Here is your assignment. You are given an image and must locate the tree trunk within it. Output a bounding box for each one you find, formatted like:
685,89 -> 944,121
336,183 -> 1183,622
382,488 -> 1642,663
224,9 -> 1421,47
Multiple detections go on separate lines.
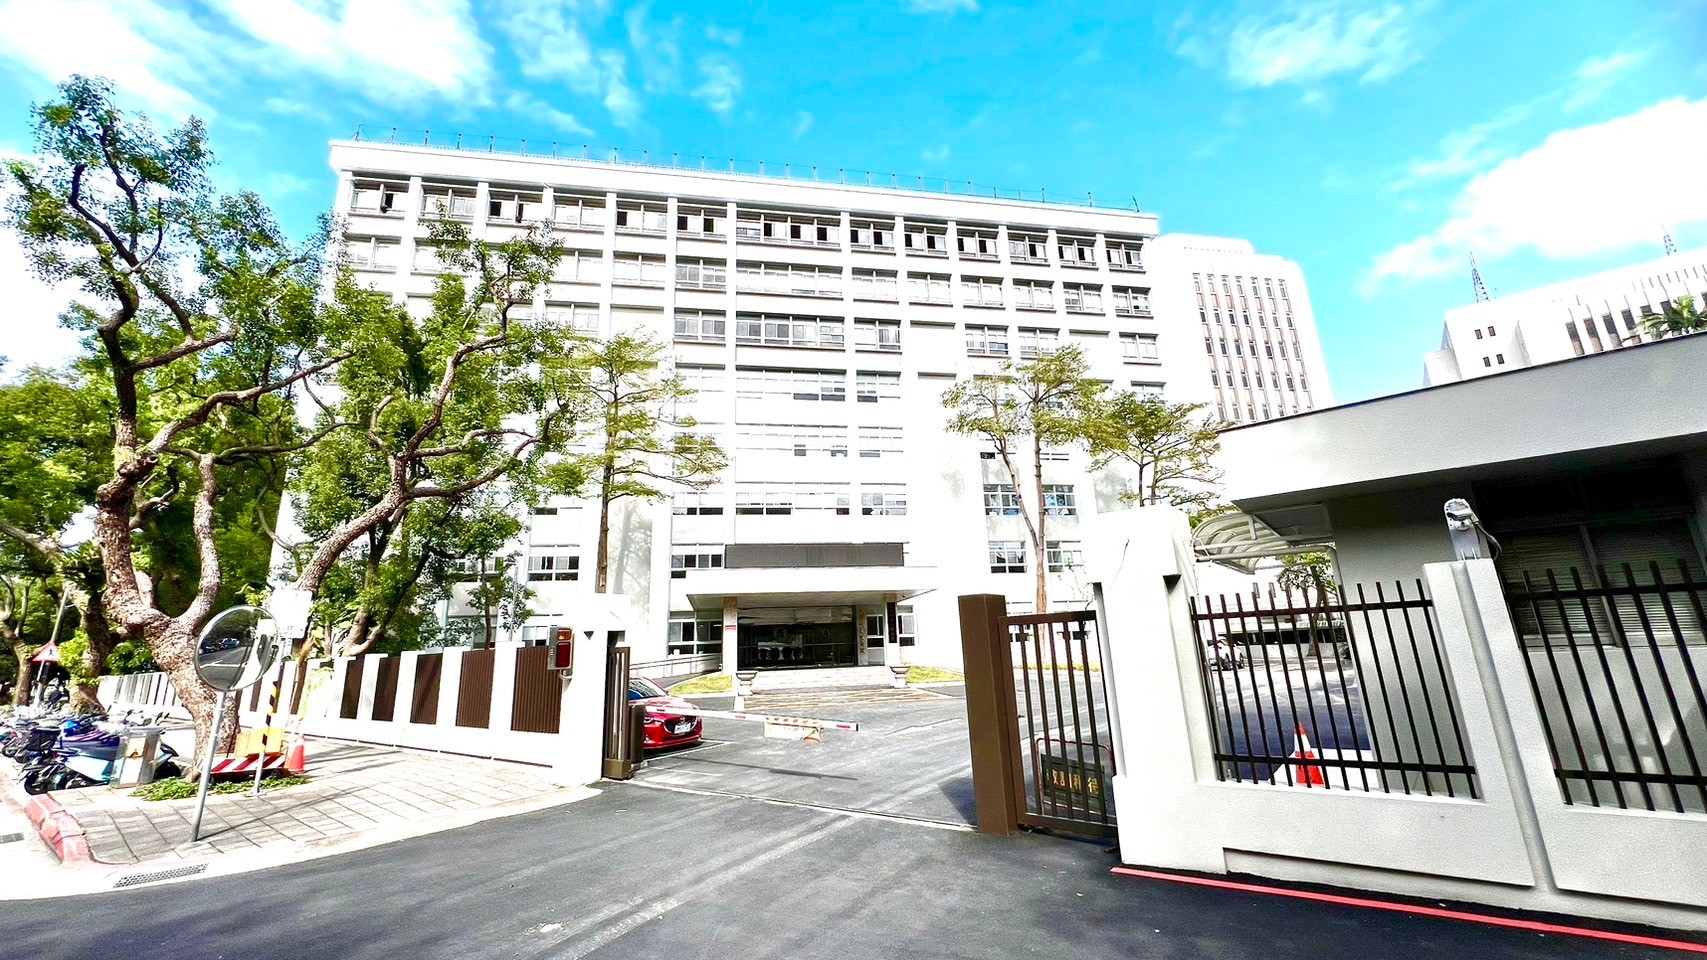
69,589 -> 118,713
150,618 -> 238,777
1032,435 -> 1049,612
595,463 -> 615,593
9,641 -> 30,707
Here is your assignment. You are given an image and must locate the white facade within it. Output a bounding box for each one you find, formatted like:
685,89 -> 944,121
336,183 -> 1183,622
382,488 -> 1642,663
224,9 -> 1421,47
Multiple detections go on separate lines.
323,139 -> 1326,671
1423,247 -> 1707,385
1145,233 -> 1333,424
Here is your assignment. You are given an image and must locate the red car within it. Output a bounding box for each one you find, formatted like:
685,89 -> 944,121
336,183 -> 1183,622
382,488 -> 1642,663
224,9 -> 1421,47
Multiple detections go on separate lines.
629,676 -> 703,750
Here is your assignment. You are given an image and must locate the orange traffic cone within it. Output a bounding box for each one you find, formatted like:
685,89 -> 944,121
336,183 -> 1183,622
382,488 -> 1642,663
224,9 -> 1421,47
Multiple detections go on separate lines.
1289,723 -> 1326,787
284,736 -> 307,775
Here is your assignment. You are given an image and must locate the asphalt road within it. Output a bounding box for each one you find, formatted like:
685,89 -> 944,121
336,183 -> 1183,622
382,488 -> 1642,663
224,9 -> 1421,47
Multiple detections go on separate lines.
0,684 -> 1693,959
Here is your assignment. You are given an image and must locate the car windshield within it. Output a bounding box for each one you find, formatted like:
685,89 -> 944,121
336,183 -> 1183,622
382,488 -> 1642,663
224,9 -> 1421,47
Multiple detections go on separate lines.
628,677 -> 667,700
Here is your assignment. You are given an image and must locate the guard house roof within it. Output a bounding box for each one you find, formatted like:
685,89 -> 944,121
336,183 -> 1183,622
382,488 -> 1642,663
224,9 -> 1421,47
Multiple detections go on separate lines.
1217,334 -> 1707,523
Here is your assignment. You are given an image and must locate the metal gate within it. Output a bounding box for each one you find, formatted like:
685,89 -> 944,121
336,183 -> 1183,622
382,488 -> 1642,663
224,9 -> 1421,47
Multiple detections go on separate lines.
602,646 -> 645,780
959,594 -> 1117,839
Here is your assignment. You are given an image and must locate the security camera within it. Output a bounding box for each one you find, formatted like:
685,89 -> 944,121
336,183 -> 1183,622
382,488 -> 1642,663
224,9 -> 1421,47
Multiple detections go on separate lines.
1443,498 -> 1492,561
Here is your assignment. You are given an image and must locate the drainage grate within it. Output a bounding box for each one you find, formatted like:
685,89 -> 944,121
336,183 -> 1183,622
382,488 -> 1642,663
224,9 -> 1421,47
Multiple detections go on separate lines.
0,832 -> 23,844
113,863 -> 207,888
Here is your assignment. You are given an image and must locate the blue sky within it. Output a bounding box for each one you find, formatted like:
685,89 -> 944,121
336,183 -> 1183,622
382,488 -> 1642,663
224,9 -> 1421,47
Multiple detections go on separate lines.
2,0 -> 1705,401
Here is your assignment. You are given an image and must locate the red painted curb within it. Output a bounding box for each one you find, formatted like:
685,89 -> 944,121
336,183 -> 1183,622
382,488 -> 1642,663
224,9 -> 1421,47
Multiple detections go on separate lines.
13,789 -> 94,864
1111,867 -> 1707,955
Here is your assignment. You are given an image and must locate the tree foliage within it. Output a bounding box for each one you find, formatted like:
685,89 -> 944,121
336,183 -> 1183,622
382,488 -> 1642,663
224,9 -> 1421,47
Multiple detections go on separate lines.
1639,294 -> 1707,340
942,346 -> 1106,611
1088,394 -> 1224,510
565,330 -> 725,593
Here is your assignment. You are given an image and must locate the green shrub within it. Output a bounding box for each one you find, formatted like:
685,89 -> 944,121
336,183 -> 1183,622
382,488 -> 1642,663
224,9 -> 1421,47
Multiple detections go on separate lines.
134,774 -> 310,801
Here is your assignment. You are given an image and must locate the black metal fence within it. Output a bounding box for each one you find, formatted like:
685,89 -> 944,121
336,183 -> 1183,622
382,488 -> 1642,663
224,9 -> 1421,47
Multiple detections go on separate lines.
1504,562 -> 1707,814
1007,611 -> 1116,837
1189,582 -> 1480,798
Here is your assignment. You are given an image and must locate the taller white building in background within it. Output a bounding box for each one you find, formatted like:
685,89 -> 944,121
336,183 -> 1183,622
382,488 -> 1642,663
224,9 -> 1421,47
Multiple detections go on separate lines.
1423,248 -> 1707,385
1147,234 -> 1334,423
322,139 -> 1331,672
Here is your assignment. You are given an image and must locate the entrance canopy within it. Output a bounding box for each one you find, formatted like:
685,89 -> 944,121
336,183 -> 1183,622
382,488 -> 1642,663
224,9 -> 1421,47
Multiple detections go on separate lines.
685,565 -> 934,616
1192,509 -> 1332,574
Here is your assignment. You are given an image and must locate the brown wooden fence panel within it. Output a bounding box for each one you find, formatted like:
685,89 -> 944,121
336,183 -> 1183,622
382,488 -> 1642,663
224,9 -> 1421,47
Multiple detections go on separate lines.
371,656 -> 401,722
511,646 -> 562,734
339,657 -> 366,719
456,648 -> 496,729
411,653 -> 443,724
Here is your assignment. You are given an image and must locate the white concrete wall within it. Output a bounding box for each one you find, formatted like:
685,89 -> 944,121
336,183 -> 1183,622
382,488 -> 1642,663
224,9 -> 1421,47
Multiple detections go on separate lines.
1085,506 -> 1707,930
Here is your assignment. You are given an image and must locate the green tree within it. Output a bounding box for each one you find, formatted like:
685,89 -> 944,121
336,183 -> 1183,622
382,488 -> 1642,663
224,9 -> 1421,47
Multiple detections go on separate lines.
566,330 -> 725,593
942,346 -> 1106,611
1639,294 -> 1707,340
1277,551 -> 1338,656
1087,393 -> 1225,510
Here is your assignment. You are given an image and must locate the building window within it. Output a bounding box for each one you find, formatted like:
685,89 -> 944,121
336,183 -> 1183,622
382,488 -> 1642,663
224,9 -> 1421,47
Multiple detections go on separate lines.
421,184 -> 476,220
736,425 -> 850,458
736,483 -> 851,515
670,547 -> 724,578
676,258 -> 728,290
961,276 -> 1004,308
672,490 -> 725,515
989,540 -> 1028,574
907,272 -> 952,304
674,310 -> 727,343
1008,232 -> 1048,263
855,371 -> 901,403
735,261 -> 843,298
966,324 -> 1010,356
1046,540 -> 1083,572
668,619 -> 723,656
677,205 -> 725,237
539,303 -> 599,334
735,367 -> 847,403
849,219 -> 894,250
957,227 -> 1000,260
902,221 -> 950,256
860,486 -> 908,516
1112,287 -> 1151,316
1063,284 -> 1104,313
350,178 -> 408,215
530,505 -> 559,516
612,253 -> 668,286
734,314 -> 846,349
1105,240 -> 1144,271
1042,484 -> 1076,516
486,187 -> 545,224
550,193 -> 606,230
858,426 -> 902,458
528,549 -> 581,581
1056,234 -> 1097,267
614,202 -> 668,234
735,210 -> 839,246
343,236 -> 402,270
853,319 -> 901,352
1013,280 -> 1054,311
851,268 -> 899,301
1016,327 -> 1060,357
1475,329 -> 1484,340
1132,381 -> 1164,399
1483,357 -> 1492,368
983,483 -> 1021,516
1495,353 -> 1505,365
896,605 -> 917,646
1121,332 -> 1159,362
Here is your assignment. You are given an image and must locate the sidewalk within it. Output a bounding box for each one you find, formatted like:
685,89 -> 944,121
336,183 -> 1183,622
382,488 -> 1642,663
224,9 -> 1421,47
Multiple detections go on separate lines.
1,738 -> 596,893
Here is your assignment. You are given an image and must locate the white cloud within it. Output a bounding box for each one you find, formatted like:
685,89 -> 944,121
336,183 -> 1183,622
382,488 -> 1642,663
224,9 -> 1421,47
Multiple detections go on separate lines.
1392,102 -> 1532,188
1368,97 -> 1707,287
504,91 -> 594,136
705,24 -> 742,46
792,111 -> 814,137
694,57 -> 741,116
499,0 -> 649,128
1565,49 -> 1647,112
0,0 -> 220,118
922,145 -> 951,163
907,0 -> 977,11
209,0 -> 493,103
0,225 -> 85,375
1177,1 -> 1425,91
625,3 -> 682,94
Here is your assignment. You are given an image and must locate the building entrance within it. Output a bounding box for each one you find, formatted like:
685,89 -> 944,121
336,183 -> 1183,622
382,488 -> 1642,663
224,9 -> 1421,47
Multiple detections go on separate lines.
737,621 -> 858,669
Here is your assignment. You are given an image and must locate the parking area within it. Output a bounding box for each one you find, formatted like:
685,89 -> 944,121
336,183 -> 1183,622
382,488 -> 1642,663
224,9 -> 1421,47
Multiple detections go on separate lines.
634,685 -> 976,826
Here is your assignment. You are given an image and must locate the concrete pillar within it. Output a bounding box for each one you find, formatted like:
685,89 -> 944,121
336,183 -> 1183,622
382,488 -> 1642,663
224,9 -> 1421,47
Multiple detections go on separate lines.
551,627 -> 611,787
722,596 -> 739,678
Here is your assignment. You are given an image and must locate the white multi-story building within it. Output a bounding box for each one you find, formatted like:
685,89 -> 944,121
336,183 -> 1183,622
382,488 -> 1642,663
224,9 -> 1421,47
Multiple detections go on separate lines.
1146,234 -> 1333,423
1423,248 -> 1707,385
322,139 -> 1328,673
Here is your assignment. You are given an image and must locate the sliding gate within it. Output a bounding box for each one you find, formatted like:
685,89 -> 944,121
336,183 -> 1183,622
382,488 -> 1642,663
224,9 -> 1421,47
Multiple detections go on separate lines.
960,595 -> 1117,839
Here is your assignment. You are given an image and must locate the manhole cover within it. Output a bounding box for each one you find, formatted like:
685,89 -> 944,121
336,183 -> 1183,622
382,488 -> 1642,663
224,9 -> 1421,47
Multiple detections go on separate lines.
113,863 -> 208,888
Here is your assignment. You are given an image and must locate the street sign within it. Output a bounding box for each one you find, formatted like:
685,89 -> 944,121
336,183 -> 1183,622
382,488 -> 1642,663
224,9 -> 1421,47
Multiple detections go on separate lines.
195,605 -> 279,693
31,641 -> 60,664
268,587 -> 314,641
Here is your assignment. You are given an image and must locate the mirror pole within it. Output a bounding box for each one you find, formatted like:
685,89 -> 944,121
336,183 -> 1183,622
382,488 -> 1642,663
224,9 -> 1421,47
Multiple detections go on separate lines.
191,690 -> 230,842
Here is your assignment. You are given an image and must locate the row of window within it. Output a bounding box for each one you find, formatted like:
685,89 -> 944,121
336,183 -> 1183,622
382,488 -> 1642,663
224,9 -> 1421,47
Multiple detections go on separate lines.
665,607 -> 918,656
672,483 -> 910,516
1211,369 -> 1309,392
967,326 -> 1158,361
352,178 -> 1148,268
685,366 -> 903,404
990,540 -> 1083,574
734,424 -> 903,458
983,484 -> 1077,516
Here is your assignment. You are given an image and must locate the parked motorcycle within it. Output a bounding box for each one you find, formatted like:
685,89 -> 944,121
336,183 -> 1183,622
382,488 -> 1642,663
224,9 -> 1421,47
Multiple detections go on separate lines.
20,717 -> 179,794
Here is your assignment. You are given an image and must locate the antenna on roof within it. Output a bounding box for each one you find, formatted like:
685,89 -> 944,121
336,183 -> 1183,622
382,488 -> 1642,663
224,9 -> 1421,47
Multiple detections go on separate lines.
1469,252 -> 1490,303
1663,225 -> 1678,256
